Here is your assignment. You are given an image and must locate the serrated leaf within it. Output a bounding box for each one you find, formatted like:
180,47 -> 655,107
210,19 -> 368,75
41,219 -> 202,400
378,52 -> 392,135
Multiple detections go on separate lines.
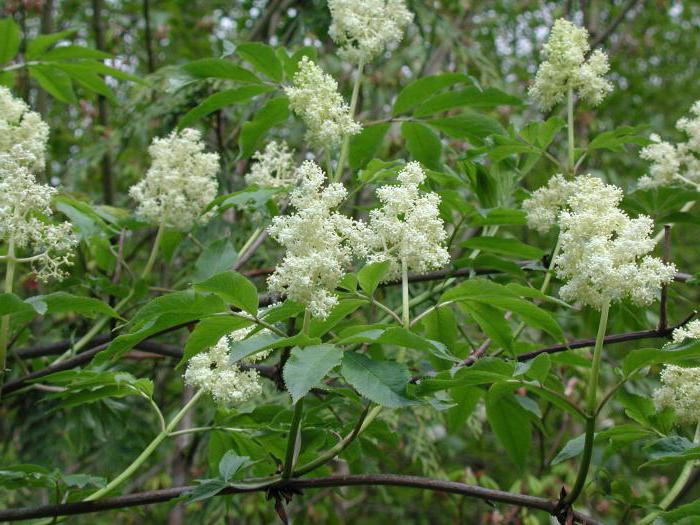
218,451 -> 254,482
283,344 -> 343,403
357,260 -> 391,296
485,385 -> 531,470
183,58 -> 260,83
551,433 -> 587,465
401,121 -> 441,170
195,271 -> 258,315
178,85 -> 274,129
239,96 -> 289,158
341,352 -> 414,407
236,42 -> 283,82
393,73 -> 471,115
26,292 -> 121,319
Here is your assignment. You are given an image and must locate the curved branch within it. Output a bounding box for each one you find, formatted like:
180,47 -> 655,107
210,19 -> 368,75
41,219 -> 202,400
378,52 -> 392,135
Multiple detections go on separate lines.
0,474 -> 602,524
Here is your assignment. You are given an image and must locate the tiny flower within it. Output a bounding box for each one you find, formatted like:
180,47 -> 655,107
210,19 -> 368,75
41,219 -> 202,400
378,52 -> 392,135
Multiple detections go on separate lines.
0,87 -> 50,171
553,175 -> 676,309
522,174 -> 576,233
245,141 -> 298,189
284,57 -> 361,150
129,128 -> 219,231
0,162 -> 77,281
672,320 -> 700,345
529,19 -> 613,111
366,162 -> 450,280
267,161 -> 369,318
184,326 -> 270,406
639,101 -> 700,190
328,0 -> 414,64
654,365 -> 700,424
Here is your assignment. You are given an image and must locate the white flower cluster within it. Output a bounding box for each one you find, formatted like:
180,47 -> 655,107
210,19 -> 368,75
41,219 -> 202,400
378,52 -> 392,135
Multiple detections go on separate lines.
639,101 -> 700,190
551,175 -> 676,309
529,19 -> 613,111
328,0 -> 413,64
654,365 -> 700,424
1,89 -> 76,281
245,141 -> 298,189
672,320 -> 700,345
522,174 -> 576,233
267,161 -> 370,318
366,162 -> 449,280
0,86 -> 49,171
129,128 -> 219,231
284,57 -> 361,150
184,326 -> 270,406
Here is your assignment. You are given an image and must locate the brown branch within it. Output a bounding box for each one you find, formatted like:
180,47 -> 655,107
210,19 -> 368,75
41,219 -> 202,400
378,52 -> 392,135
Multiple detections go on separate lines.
0,474 -> 601,524
589,0 -> 640,50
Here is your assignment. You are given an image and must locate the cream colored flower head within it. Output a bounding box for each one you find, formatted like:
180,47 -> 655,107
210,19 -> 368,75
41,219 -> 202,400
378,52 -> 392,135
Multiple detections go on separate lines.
553,175 -> 676,309
245,141 -> 298,189
0,87 -> 49,171
284,57 -> 361,150
267,161 -> 370,318
639,101 -> 700,190
129,128 -> 219,231
0,161 -> 77,281
522,174 -> 576,233
366,162 -> 450,280
672,320 -> 700,345
529,19 -> 613,110
654,365 -> 700,424
184,325 -> 270,406
328,0 -> 413,64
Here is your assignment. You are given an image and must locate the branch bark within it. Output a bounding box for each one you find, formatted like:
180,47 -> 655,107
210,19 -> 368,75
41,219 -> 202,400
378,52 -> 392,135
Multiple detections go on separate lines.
0,474 -> 602,524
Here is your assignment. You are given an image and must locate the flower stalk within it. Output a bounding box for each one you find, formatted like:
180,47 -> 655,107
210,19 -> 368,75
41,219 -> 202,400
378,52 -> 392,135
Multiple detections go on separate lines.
334,58 -> 364,182
0,239 -> 17,393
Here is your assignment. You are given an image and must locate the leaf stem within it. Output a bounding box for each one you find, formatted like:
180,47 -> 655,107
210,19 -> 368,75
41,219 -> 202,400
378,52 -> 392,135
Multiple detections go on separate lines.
84,389 -> 204,501
334,58 -> 364,182
141,223 -> 164,280
567,88 -> 575,176
282,397 -> 304,479
0,238 -> 17,396
564,300 -> 610,505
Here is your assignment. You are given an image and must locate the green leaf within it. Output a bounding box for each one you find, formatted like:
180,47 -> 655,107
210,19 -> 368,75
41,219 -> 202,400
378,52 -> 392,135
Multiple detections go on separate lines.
642,436 -> 700,468
283,344 -> 344,403
462,237 -> 545,259
340,352 -> 414,407
227,331 -> 281,363
427,112 -> 505,143
178,85 -> 275,129
551,434 -> 587,465
588,125 -> 650,152
349,123 -> 390,170
40,370 -> 153,408
25,292 -> 121,319
393,73 -> 471,115
182,316 -> 252,364
308,299 -> 364,338
623,342 -> 700,377
236,42 -> 283,82
26,29 -> 77,59
460,301 -> 513,352
414,87 -> 522,116
661,500 -> 700,523
193,238 -> 239,282
0,293 -> 41,317
401,121 -> 442,170
0,18 -> 21,65
54,63 -> 116,101
239,96 -> 289,158
471,208 -> 527,226
182,58 -> 260,83
28,65 -> 76,104
180,479 -> 229,504
39,45 -> 111,60
218,451 -> 254,482
485,385 -> 531,470
357,260 -> 391,296
195,271 -> 259,315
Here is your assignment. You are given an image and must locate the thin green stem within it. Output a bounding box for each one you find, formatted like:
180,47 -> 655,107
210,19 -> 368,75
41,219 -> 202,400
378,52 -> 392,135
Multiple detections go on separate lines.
354,292 -> 402,325
84,390 -> 204,501
397,258 -> 410,363
334,58 -> 364,182
141,223 -> 164,280
0,238 -> 17,394
226,311 -> 287,338
567,88 -> 575,176
282,397 -> 304,479
238,226 -> 263,259
565,300 -> 610,505
294,404 -> 382,476
638,423 -> 700,525
302,309 -> 311,335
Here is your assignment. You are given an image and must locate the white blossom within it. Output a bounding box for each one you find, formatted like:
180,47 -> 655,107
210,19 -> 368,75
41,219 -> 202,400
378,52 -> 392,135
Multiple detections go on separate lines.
328,0 -> 413,64
366,162 -> 449,280
129,128 -> 219,231
184,326 -> 269,406
639,101 -> 700,190
529,19 -> 613,111
284,57 -> 361,150
0,161 -> 77,281
522,174 -> 576,233
245,141 -> 298,189
672,320 -> 700,345
0,87 -> 49,171
654,365 -> 700,424
553,175 -> 676,309
267,161 -> 369,318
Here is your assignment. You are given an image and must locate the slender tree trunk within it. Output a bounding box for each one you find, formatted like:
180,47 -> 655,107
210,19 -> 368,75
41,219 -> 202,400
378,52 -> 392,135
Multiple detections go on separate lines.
142,0 -> 156,73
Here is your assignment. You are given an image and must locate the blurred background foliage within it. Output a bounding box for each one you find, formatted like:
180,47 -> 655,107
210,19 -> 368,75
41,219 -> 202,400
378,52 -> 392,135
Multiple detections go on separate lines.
1,0 -> 699,523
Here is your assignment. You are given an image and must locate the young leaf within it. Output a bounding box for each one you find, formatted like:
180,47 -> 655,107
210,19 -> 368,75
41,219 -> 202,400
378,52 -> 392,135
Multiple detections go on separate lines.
283,344 -> 344,403
195,271 -> 259,315
357,260 -> 391,296
340,352 -> 414,407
